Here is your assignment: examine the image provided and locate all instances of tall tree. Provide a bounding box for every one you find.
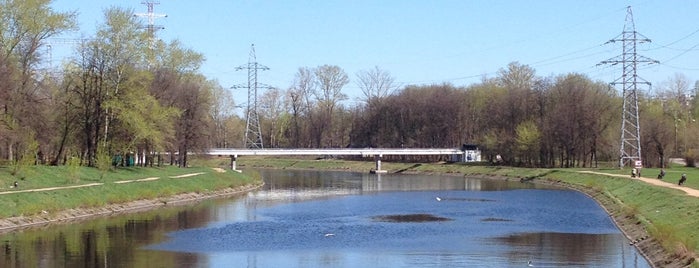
[67,7,150,166]
[545,73,614,167]
[172,76,214,167]
[494,62,538,163]
[289,67,315,147]
[209,83,236,148]
[355,66,397,148]
[96,7,148,150]
[356,66,397,103]
[658,73,693,156]
[642,99,674,167]
[313,65,348,147]
[259,87,285,148]
[0,0,76,161]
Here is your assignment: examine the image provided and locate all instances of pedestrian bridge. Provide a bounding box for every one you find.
[207,148,480,173]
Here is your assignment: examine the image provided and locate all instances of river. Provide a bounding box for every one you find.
[0,169,650,267]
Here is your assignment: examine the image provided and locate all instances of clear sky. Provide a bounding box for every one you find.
[49,0,699,106]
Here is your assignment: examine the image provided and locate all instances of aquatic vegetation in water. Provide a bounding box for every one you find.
[372,213,452,222]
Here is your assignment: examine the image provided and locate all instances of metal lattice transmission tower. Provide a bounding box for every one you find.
[234,44,270,149]
[45,38,91,70]
[135,1,166,48]
[599,6,658,168]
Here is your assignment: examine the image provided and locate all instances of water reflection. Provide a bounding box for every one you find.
[493,232,641,267]
[0,169,650,268]
[0,199,231,267]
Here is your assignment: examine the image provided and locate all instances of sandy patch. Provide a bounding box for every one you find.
[114,177,160,184]
[0,183,105,195]
[169,173,205,179]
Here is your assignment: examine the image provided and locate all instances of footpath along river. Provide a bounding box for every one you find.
[0,169,650,267]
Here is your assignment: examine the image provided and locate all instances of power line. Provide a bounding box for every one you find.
[644,27,699,51]
[659,42,699,64]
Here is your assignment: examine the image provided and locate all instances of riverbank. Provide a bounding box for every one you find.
[0,182,263,233]
[0,164,263,232]
[236,156,698,268]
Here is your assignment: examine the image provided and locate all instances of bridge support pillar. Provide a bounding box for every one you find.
[373,154,387,174]
[230,155,241,173]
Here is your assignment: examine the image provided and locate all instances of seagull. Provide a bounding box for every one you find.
[324,233,335,237]
[435,197,442,201]
[528,260,534,267]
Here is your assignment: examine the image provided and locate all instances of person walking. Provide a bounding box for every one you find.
[657,169,665,180]
[679,173,687,185]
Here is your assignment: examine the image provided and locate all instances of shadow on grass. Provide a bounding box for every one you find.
[394,164,422,173]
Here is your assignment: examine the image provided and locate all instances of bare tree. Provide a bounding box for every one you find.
[259,87,284,147]
[313,65,348,147]
[356,66,397,103]
[658,73,693,156]
[210,84,236,147]
[288,67,316,147]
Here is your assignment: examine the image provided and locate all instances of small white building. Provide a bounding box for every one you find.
[451,144,481,162]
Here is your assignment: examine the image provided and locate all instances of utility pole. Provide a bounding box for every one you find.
[598,6,658,168]
[233,44,270,149]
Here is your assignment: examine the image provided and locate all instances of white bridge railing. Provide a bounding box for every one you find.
[207,148,475,173]
[207,148,464,157]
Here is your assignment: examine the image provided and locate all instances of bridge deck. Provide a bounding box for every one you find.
[208,148,464,156]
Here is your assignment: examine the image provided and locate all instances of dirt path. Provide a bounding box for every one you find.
[0,170,213,195]
[579,170,699,197]
[0,183,105,195]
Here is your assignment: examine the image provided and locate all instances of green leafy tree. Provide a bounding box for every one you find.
[0,0,76,162]
[515,120,541,166]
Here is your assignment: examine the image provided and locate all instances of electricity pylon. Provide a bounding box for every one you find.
[45,38,90,70]
[135,1,166,51]
[598,6,658,168]
[233,44,270,149]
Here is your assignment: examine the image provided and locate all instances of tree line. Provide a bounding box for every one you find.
[1,1,697,169]
[257,61,699,168]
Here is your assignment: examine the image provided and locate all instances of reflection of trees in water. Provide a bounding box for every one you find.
[496,232,624,266]
[259,169,362,190]
[259,168,552,193]
[0,204,215,267]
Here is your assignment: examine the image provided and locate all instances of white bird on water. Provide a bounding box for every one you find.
[528,260,534,267]
[324,233,335,237]
[435,197,442,201]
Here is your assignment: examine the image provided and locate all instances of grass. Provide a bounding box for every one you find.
[0,157,260,218]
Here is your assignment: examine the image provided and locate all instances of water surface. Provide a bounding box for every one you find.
[0,169,649,267]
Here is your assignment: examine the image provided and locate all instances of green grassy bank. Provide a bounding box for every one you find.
[236,156,698,267]
[0,160,260,219]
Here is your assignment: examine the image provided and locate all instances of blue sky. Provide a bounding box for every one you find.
[49,1,699,106]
